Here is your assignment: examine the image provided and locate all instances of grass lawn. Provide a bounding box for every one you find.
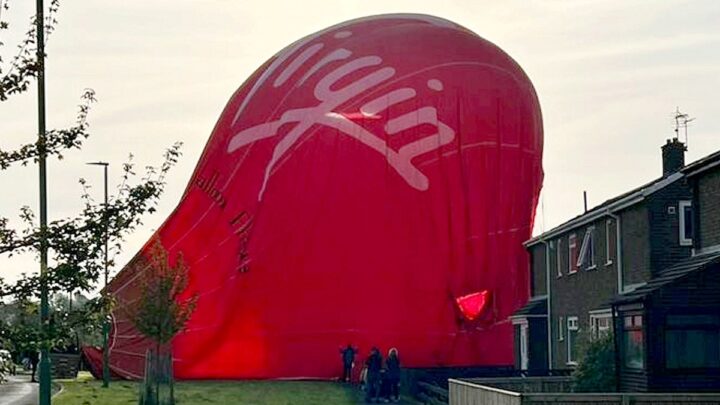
[55,373,415,405]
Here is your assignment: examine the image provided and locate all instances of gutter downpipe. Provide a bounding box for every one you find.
[539,238,553,369]
[607,209,623,390]
[608,210,623,294]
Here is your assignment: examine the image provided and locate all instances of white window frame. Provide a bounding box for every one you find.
[679,200,693,246]
[605,219,614,266]
[568,234,578,274]
[578,227,596,270]
[567,316,579,365]
[558,316,565,341]
[590,312,612,339]
[556,239,563,278]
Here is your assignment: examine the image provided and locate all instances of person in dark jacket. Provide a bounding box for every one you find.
[364,347,383,403]
[385,348,401,402]
[339,344,357,383]
[28,350,39,383]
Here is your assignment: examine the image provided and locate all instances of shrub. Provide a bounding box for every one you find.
[572,332,616,392]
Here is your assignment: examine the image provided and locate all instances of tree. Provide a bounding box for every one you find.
[49,292,106,349]
[127,238,197,405]
[0,299,41,381]
[0,144,182,300]
[1,1,184,400]
[572,332,617,392]
[0,293,109,378]
[1,0,95,166]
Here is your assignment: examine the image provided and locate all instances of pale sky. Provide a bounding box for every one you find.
[1,1,719,287]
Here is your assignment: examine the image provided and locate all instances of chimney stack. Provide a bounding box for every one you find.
[662,138,686,176]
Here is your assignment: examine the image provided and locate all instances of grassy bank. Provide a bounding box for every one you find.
[54,373,390,405]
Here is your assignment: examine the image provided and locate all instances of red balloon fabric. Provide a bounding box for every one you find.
[102,13,543,380]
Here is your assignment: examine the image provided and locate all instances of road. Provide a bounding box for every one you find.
[0,374,38,405]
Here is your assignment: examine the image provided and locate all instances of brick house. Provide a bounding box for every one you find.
[511,138,702,374]
[611,149,720,391]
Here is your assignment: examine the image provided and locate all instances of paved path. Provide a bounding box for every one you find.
[0,374,37,405]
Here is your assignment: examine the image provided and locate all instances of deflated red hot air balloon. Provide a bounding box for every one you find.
[93,13,544,380]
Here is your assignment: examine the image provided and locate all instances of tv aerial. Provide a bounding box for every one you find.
[674,107,695,148]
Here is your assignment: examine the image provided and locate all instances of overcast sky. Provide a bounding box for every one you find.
[1,0,719,286]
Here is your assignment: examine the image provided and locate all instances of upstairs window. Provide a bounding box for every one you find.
[578,227,596,269]
[556,239,563,278]
[679,201,693,246]
[568,234,578,274]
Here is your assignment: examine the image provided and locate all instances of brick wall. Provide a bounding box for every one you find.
[620,204,651,287]
[529,244,547,297]
[697,166,720,249]
[647,178,693,274]
[548,217,618,368]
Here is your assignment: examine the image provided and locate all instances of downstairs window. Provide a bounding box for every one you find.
[665,314,720,369]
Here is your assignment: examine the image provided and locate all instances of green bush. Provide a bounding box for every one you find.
[572,332,616,392]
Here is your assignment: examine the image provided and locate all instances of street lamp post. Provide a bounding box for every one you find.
[35,0,51,403]
[88,161,110,388]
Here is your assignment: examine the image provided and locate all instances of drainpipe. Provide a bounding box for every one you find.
[608,211,623,294]
[611,303,621,392]
[608,211,623,390]
[540,239,553,370]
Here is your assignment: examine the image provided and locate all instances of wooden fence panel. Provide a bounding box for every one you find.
[449,379,521,405]
[465,376,574,393]
[523,393,621,405]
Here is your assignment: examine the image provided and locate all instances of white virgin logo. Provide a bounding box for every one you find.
[227,31,455,200]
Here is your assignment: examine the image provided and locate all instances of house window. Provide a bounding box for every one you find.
[665,314,720,369]
[556,239,563,278]
[679,201,693,246]
[605,219,614,265]
[568,234,578,274]
[578,227,596,269]
[622,315,644,369]
[558,316,565,341]
[567,317,579,365]
[591,313,612,339]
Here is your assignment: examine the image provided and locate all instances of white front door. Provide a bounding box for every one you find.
[520,324,529,370]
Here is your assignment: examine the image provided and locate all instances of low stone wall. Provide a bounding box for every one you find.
[49,353,80,379]
[448,379,720,405]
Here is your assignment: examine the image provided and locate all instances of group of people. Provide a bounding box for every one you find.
[339,344,402,403]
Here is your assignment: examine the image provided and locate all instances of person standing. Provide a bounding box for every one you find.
[364,347,383,403]
[339,344,357,383]
[28,350,39,383]
[386,348,401,402]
